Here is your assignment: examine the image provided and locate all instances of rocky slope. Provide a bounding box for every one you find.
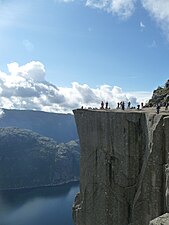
[147,80,169,106]
[73,109,169,225]
[0,109,78,143]
[0,127,80,190]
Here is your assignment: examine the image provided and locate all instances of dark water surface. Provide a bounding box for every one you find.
[0,182,79,225]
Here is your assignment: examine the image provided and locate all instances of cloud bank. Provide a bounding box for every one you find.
[0,61,151,113]
[141,0,169,39]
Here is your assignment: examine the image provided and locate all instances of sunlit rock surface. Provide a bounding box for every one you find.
[73,109,169,225]
[149,213,169,225]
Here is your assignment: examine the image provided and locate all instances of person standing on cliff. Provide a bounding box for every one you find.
[127,101,131,109]
[117,102,120,109]
[101,101,104,109]
[105,101,108,109]
[156,104,160,114]
[122,101,125,110]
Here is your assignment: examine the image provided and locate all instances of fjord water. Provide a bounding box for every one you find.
[0,182,79,225]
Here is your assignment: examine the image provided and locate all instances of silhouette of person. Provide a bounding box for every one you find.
[122,101,125,110]
[128,102,131,109]
[156,104,160,114]
[105,101,108,109]
[101,101,104,109]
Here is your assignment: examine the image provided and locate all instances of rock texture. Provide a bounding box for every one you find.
[73,109,169,225]
[149,213,169,225]
[147,80,169,107]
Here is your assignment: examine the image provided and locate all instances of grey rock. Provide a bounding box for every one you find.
[73,109,169,225]
[149,213,169,225]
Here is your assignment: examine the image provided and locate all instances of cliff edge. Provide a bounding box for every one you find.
[73,109,169,225]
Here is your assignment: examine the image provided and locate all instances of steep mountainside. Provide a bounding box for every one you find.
[0,109,78,143]
[0,127,80,190]
[147,80,169,106]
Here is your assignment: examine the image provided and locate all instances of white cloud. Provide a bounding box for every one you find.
[0,61,152,113]
[126,91,152,105]
[86,0,136,19]
[7,61,46,82]
[141,0,169,39]
[141,0,169,22]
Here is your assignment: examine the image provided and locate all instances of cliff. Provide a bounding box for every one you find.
[73,109,169,225]
[0,127,80,190]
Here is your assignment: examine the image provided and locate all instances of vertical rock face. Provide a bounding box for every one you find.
[73,110,169,225]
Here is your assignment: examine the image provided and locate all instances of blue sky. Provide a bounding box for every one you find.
[0,0,169,113]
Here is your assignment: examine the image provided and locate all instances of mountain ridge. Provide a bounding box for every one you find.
[0,127,80,190]
[0,108,78,143]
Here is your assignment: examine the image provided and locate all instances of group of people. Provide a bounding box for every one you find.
[116,101,126,110]
[99,100,169,114]
[100,101,135,110]
[100,101,109,109]
[116,101,144,110]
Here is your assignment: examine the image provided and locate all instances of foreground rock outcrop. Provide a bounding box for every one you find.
[73,109,169,225]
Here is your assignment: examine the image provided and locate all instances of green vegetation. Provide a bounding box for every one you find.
[0,127,80,190]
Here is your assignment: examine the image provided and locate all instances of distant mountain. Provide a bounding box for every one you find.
[147,80,169,106]
[0,127,80,190]
[0,109,78,143]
